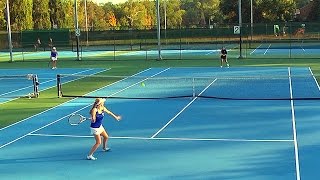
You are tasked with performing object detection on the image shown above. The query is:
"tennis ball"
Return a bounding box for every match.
[141,82,145,87]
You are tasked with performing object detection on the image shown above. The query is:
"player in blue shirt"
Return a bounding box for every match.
[50,47,58,69]
[87,98,121,160]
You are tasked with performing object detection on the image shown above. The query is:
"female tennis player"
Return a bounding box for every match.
[87,98,121,160]
[220,47,229,68]
[50,47,58,69]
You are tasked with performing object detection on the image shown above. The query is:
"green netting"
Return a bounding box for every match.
[21,29,71,50]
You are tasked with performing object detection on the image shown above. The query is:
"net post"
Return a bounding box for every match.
[57,74,62,98]
[32,74,39,98]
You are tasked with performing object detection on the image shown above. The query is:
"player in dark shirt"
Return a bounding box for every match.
[220,47,229,68]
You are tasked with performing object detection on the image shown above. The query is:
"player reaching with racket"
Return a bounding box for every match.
[87,98,121,160]
[50,47,58,69]
[220,47,229,68]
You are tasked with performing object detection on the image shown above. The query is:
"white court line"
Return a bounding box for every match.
[0,114,72,149]
[0,68,170,149]
[250,44,262,55]
[288,67,301,180]
[308,67,320,91]
[151,78,218,138]
[28,133,294,142]
[263,44,271,55]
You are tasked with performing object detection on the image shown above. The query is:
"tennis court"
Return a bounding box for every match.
[2,41,319,61]
[1,67,320,179]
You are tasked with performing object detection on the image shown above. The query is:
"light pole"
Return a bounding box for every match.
[164,0,167,44]
[6,0,13,62]
[74,0,80,60]
[250,0,253,46]
[156,0,162,60]
[238,0,243,59]
[84,0,88,46]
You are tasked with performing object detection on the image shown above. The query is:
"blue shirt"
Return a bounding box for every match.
[90,111,104,128]
[51,51,58,57]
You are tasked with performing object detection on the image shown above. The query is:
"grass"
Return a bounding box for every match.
[0,56,319,128]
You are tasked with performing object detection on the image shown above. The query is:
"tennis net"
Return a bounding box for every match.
[57,74,320,100]
[0,74,39,98]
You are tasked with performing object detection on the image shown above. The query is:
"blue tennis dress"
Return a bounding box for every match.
[90,112,104,128]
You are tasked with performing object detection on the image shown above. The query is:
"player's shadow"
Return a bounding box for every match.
[0,152,87,164]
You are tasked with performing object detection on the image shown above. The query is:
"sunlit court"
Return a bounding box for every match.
[1,0,320,179]
[1,67,320,179]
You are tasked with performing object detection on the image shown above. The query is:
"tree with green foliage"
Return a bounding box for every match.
[49,0,73,29]
[181,0,202,27]
[0,0,317,31]
[141,0,156,29]
[10,0,33,30]
[0,0,6,30]
[102,2,118,29]
[33,0,51,29]
[220,0,296,23]
[121,0,146,29]
[257,0,296,22]
[161,0,185,28]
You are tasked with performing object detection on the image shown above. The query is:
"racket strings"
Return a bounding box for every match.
[69,114,84,125]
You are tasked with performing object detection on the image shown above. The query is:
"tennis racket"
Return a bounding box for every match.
[47,59,52,68]
[68,114,88,125]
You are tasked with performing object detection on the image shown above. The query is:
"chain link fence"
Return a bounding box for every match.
[0,22,319,61]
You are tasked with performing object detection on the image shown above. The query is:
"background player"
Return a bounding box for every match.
[220,47,229,68]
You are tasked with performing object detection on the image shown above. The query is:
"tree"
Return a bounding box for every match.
[49,0,73,29]
[121,0,145,29]
[33,0,51,29]
[161,0,185,28]
[141,0,156,29]
[307,0,320,21]
[102,3,117,29]
[295,0,310,8]
[220,0,296,23]
[181,0,201,27]
[256,0,296,22]
[10,0,33,30]
[0,0,6,30]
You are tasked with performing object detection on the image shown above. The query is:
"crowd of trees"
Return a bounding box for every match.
[0,0,318,31]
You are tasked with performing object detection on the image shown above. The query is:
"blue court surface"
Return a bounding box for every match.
[1,67,320,180]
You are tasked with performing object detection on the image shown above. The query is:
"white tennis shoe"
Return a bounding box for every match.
[87,155,97,160]
[103,147,111,152]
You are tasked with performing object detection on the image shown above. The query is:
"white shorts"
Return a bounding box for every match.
[90,125,105,135]
[51,57,57,61]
